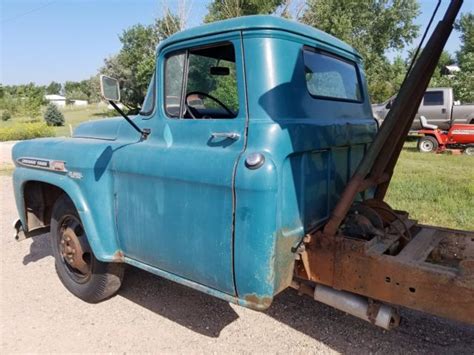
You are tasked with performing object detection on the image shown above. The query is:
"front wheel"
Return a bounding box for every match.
[50,194,124,302]
[417,136,438,153]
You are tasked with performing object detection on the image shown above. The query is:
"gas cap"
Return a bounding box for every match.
[245,153,265,170]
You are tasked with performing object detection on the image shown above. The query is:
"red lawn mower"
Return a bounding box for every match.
[417,116,474,155]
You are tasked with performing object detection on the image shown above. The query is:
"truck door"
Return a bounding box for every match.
[112,37,246,295]
[419,90,450,129]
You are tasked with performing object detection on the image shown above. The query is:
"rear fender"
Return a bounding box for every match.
[419,130,445,145]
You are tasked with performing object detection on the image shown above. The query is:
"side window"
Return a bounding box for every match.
[165,53,185,117]
[164,42,239,119]
[303,47,362,102]
[140,72,155,115]
[423,91,444,106]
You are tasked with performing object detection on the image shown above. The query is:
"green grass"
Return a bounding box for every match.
[0,105,114,139]
[51,105,115,136]
[0,122,54,141]
[386,141,474,230]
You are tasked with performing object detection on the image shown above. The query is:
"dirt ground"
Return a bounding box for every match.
[1,148,473,353]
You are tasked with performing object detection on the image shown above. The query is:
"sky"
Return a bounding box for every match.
[1,0,472,86]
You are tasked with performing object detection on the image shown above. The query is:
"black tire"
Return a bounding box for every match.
[50,194,124,303]
[417,135,438,153]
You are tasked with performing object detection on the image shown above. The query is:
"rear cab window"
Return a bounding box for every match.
[423,91,444,106]
[303,46,363,103]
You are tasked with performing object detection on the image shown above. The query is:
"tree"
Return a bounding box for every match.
[455,12,474,70]
[46,81,62,95]
[44,103,65,126]
[301,0,420,102]
[155,10,182,40]
[86,75,101,103]
[429,12,474,103]
[20,83,45,119]
[406,48,455,79]
[101,24,157,111]
[100,11,183,111]
[63,78,100,103]
[204,0,284,23]
[0,83,45,119]
[370,55,406,101]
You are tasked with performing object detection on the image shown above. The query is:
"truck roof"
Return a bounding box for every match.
[158,15,360,58]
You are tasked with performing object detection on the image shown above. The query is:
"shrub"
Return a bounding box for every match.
[1,111,11,121]
[0,122,54,141]
[44,103,65,126]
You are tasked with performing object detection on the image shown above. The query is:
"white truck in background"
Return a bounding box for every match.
[372,87,474,130]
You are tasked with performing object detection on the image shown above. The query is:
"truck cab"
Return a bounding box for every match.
[12,16,375,309]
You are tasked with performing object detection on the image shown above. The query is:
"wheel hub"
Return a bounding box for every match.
[421,141,433,151]
[60,226,90,275]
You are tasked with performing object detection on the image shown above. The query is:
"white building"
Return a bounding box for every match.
[71,99,88,106]
[44,94,66,107]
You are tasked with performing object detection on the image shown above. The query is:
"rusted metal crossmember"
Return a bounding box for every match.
[295,223,474,324]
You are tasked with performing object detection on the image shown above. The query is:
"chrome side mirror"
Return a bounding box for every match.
[100,75,121,102]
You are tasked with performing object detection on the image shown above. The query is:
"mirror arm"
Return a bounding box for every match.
[109,100,150,140]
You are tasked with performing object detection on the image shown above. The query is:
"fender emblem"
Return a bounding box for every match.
[17,157,68,172]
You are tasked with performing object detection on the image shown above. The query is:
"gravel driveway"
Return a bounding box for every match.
[1,173,473,353]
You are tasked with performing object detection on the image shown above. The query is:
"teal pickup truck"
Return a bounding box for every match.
[12,5,474,330]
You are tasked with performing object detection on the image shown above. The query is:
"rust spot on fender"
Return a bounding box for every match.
[243,294,273,310]
[112,250,125,262]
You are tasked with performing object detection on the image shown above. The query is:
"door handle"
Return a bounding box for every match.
[211,132,240,140]
[441,108,446,114]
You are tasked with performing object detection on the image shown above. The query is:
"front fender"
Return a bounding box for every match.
[13,167,122,262]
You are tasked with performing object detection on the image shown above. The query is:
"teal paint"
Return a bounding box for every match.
[12,15,376,309]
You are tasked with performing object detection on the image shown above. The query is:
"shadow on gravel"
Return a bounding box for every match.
[119,265,474,353]
[21,237,474,352]
[22,233,52,265]
[118,266,239,337]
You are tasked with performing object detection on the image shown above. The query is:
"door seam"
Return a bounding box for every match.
[230,31,250,298]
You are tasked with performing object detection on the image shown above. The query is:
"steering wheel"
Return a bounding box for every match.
[185,91,235,119]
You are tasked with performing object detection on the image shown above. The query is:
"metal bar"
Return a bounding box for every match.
[296,225,474,325]
[396,228,442,263]
[109,100,147,138]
